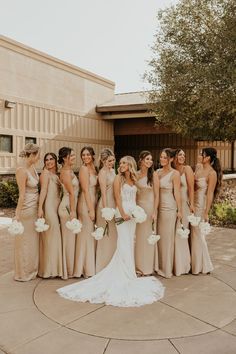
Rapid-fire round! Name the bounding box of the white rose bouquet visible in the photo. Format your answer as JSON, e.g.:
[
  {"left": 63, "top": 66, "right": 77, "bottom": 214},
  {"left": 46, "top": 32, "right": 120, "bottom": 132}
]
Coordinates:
[
  {"left": 65, "top": 206, "right": 82, "bottom": 234},
  {"left": 147, "top": 221, "right": 160, "bottom": 245},
  {"left": 177, "top": 224, "right": 190, "bottom": 239},
  {"left": 35, "top": 218, "right": 49, "bottom": 232},
  {"left": 187, "top": 213, "right": 201, "bottom": 227},
  {"left": 132, "top": 205, "right": 147, "bottom": 223},
  {"left": 66, "top": 218, "right": 83, "bottom": 234},
  {"left": 115, "top": 205, "right": 147, "bottom": 225},
  {"left": 100, "top": 207, "right": 116, "bottom": 237},
  {"left": 91, "top": 225, "right": 105, "bottom": 240},
  {"left": 8, "top": 220, "right": 24, "bottom": 236},
  {"left": 101, "top": 207, "right": 116, "bottom": 221},
  {"left": 199, "top": 221, "right": 211, "bottom": 236}
]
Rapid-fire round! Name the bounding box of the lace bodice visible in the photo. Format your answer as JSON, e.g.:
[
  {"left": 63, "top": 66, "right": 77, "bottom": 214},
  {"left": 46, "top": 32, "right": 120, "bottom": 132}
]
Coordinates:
[{"left": 121, "top": 184, "right": 137, "bottom": 205}]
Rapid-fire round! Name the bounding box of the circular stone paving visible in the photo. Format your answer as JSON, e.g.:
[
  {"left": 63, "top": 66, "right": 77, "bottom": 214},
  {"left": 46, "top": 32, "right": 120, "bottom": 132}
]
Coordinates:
[{"left": 34, "top": 274, "right": 236, "bottom": 340}]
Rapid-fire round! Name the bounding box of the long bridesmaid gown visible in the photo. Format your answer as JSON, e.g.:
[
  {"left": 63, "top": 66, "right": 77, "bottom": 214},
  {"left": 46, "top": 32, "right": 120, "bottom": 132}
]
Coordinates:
[
  {"left": 14, "top": 168, "right": 39, "bottom": 281},
  {"left": 95, "top": 170, "right": 117, "bottom": 273},
  {"left": 73, "top": 174, "right": 97, "bottom": 278},
  {"left": 58, "top": 173, "right": 79, "bottom": 279},
  {"left": 135, "top": 176, "right": 155, "bottom": 275},
  {"left": 174, "top": 173, "right": 191, "bottom": 276},
  {"left": 156, "top": 171, "right": 177, "bottom": 278},
  {"left": 38, "top": 172, "right": 63, "bottom": 278},
  {"left": 191, "top": 177, "right": 214, "bottom": 274}
]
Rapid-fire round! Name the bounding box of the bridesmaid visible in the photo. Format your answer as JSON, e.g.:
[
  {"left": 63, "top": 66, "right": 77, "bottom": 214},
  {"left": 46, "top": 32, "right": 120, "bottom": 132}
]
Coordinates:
[
  {"left": 156, "top": 148, "right": 182, "bottom": 278},
  {"left": 135, "top": 151, "right": 159, "bottom": 276},
  {"left": 173, "top": 149, "right": 194, "bottom": 276},
  {"left": 38, "top": 153, "right": 63, "bottom": 278},
  {"left": 14, "top": 143, "right": 40, "bottom": 281},
  {"left": 191, "top": 147, "right": 222, "bottom": 274},
  {"left": 96, "top": 148, "right": 117, "bottom": 273},
  {"left": 74, "top": 146, "right": 98, "bottom": 278},
  {"left": 58, "top": 147, "right": 79, "bottom": 279}
]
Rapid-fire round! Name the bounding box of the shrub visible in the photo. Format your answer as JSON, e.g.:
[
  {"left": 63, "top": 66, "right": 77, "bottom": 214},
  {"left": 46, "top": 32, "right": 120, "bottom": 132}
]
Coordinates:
[
  {"left": 210, "top": 202, "right": 236, "bottom": 228},
  {"left": 0, "top": 180, "right": 19, "bottom": 208}
]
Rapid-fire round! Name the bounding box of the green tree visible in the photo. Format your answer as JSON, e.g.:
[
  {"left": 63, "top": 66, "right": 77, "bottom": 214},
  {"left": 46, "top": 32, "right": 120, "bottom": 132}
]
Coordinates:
[{"left": 145, "top": 0, "right": 236, "bottom": 141}]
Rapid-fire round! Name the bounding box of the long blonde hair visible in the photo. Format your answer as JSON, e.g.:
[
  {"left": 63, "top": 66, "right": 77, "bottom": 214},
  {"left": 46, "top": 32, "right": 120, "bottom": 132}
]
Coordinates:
[
  {"left": 98, "top": 148, "right": 115, "bottom": 170},
  {"left": 118, "top": 156, "right": 137, "bottom": 186}
]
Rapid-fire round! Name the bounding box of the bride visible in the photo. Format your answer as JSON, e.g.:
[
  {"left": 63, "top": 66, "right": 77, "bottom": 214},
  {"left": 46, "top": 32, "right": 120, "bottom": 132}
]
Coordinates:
[{"left": 57, "top": 156, "right": 165, "bottom": 307}]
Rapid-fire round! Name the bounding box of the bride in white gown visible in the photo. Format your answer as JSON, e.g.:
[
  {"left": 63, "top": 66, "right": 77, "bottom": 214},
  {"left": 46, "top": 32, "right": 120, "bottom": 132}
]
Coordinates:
[{"left": 57, "top": 156, "right": 165, "bottom": 307}]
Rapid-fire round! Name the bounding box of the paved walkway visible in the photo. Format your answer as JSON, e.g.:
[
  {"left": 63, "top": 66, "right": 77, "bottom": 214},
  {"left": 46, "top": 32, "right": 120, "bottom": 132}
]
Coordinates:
[{"left": 0, "top": 227, "right": 235, "bottom": 354}]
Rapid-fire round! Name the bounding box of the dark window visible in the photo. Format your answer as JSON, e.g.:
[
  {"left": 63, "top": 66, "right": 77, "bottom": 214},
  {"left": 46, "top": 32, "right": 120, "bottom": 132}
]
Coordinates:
[
  {"left": 25, "top": 137, "right": 37, "bottom": 144},
  {"left": 0, "top": 134, "right": 13, "bottom": 153}
]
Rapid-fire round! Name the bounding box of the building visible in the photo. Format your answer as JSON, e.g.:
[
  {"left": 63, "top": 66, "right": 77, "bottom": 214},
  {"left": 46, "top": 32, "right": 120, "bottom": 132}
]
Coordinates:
[
  {"left": 97, "top": 92, "right": 235, "bottom": 171},
  {"left": 0, "top": 35, "right": 235, "bottom": 175},
  {"left": 0, "top": 35, "right": 114, "bottom": 174}
]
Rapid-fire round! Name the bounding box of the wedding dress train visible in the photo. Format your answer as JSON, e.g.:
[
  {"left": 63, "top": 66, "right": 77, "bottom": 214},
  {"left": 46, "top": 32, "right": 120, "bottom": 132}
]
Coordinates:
[{"left": 57, "top": 184, "right": 165, "bottom": 307}]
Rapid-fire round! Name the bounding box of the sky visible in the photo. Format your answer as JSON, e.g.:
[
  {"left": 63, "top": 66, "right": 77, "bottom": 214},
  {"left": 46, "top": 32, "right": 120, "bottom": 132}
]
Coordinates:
[{"left": 0, "top": 0, "right": 178, "bottom": 93}]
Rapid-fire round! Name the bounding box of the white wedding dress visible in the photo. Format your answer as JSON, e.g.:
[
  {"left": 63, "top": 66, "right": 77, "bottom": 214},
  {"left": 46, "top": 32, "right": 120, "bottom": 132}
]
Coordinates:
[{"left": 57, "top": 184, "right": 165, "bottom": 307}]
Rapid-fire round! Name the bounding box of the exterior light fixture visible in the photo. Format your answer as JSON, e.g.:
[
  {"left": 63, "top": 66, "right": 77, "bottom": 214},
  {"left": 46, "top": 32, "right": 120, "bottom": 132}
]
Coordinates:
[{"left": 5, "top": 100, "right": 16, "bottom": 109}]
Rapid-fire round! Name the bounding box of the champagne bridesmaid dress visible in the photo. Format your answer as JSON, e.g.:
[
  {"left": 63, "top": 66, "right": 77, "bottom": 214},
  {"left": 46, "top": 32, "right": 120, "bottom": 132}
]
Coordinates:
[
  {"left": 74, "top": 174, "right": 97, "bottom": 277},
  {"left": 96, "top": 170, "right": 117, "bottom": 273},
  {"left": 191, "top": 177, "right": 213, "bottom": 274},
  {"left": 38, "top": 172, "right": 63, "bottom": 278},
  {"left": 58, "top": 173, "right": 79, "bottom": 279},
  {"left": 156, "top": 171, "right": 177, "bottom": 278},
  {"left": 14, "top": 168, "right": 39, "bottom": 281},
  {"left": 135, "top": 176, "right": 155, "bottom": 275},
  {"left": 174, "top": 173, "right": 191, "bottom": 276}
]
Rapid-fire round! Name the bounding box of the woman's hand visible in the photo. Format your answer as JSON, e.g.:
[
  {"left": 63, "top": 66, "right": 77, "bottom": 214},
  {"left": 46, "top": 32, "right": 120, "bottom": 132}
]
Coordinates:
[
  {"left": 38, "top": 208, "right": 44, "bottom": 219},
  {"left": 190, "top": 203, "right": 195, "bottom": 214},
  {"left": 88, "top": 209, "right": 95, "bottom": 221},
  {"left": 14, "top": 214, "right": 20, "bottom": 222},
  {"left": 152, "top": 211, "right": 157, "bottom": 222},
  {"left": 121, "top": 213, "right": 131, "bottom": 221},
  {"left": 203, "top": 211, "right": 209, "bottom": 222},
  {"left": 177, "top": 210, "right": 182, "bottom": 221},
  {"left": 70, "top": 211, "right": 76, "bottom": 220}
]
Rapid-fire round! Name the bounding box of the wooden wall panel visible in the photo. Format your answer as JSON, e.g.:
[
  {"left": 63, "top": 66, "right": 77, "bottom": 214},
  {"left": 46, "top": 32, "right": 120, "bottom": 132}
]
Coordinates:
[{"left": 0, "top": 100, "right": 114, "bottom": 174}]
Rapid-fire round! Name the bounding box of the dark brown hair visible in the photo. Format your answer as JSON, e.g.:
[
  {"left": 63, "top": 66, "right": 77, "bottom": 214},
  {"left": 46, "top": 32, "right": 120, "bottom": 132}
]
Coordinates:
[
  {"left": 138, "top": 150, "right": 154, "bottom": 186},
  {"left": 58, "top": 147, "right": 73, "bottom": 165},
  {"left": 80, "top": 146, "right": 95, "bottom": 162},
  {"left": 202, "top": 147, "right": 222, "bottom": 198},
  {"left": 43, "top": 152, "right": 58, "bottom": 172}
]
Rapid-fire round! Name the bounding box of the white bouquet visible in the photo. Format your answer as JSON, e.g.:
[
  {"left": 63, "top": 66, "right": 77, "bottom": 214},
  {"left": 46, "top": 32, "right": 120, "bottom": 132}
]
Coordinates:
[
  {"left": 131, "top": 206, "right": 147, "bottom": 224},
  {"left": 147, "top": 221, "right": 160, "bottom": 245},
  {"left": 199, "top": 221, "right": 211, "bottom": 236},
  {"left": 35, "top": 218, "right": 49, "bottom": 232},
  {"left": 188, "top": 213, "right": 201, "bottom": 226},
  {"left": 147, "top": 233, "right": 160, "bottom": 245},
  {"left": 91, "top": 225, "right": 105, "bottom": 240},
  {"left": 66, "top": 218, "right": 82, "bottom": 234},
  {"left": 8, "top": 220, "right": 24, "bottom": 236},
  {"left": 177, "top": 224, "right": 190, "bottom": 239},
  {"left": 101, "top": 207, "right": 116, "bottom": 221}
]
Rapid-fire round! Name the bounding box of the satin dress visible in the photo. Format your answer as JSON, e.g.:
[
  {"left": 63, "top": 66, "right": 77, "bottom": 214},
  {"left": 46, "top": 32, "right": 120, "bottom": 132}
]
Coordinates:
[
  {"left": 191, "top": 177, "right": 213, "bottom": 274},
  {"left": 156, "top": 171, "right": 177, "bottom": 278},
  {"left": 38, "top": 172, "right": 63, "bottom": 278},
  {"left": 135, "top": 176, "right": 156, "bottom": 275},
  {"left": 174, "top": 173, "right": 191, "bottom": 276},
  {"left": 14, "top": 167, "right": 39, "bottom": 281},
  {"left": 58, "top": 173, "right": 79, "bottom": 279},
  {"left": 74, "top": 174, "right": 97, "bottom": 277},
  {"left": 95, "top": 170, "right": 117, "bottom": 273}
]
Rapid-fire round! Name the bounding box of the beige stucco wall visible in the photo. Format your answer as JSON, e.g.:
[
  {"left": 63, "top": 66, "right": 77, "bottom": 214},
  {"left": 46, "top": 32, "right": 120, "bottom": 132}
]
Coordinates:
[{"left": 0, "top": 35, "right": 115, "bottom": 173}]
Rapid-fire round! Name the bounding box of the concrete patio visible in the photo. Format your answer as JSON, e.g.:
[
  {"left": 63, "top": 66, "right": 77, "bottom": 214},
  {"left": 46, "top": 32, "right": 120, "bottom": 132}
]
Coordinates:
[{"left": 0, "top": 227, "right": 235, "bottom": 354}]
